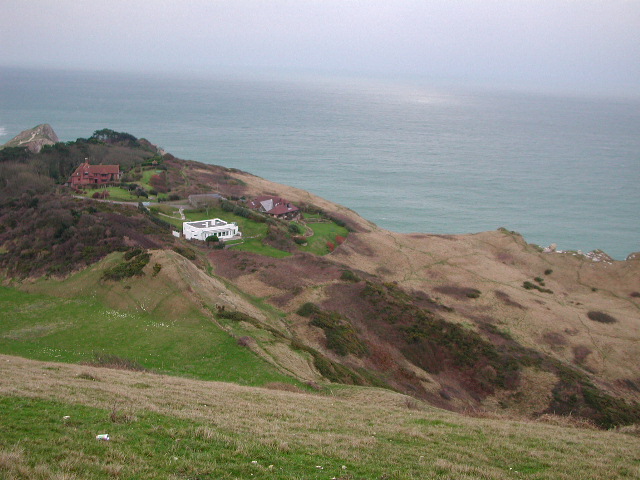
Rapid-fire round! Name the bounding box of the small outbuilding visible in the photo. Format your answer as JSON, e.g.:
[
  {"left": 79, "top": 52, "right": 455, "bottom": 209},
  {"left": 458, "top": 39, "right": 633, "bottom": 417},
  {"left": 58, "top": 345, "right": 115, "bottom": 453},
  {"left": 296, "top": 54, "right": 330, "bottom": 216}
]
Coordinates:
[{"left": 182, "top": 218, "right": 240, "bottom": 242}]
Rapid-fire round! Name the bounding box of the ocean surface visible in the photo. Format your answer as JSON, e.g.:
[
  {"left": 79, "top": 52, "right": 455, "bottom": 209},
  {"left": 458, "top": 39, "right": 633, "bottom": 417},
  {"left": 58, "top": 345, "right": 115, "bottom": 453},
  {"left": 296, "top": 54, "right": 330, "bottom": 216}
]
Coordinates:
[{"left": 1, "top": 67, "right": 638, "bottom": 259}]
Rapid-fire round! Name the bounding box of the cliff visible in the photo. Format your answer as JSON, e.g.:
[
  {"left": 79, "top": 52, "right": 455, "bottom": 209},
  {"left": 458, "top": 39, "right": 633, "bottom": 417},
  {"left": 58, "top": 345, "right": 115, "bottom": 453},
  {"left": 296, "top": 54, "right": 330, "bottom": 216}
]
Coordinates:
[{"left": 1, "top": 123, "right": 59, "bottom": 153}]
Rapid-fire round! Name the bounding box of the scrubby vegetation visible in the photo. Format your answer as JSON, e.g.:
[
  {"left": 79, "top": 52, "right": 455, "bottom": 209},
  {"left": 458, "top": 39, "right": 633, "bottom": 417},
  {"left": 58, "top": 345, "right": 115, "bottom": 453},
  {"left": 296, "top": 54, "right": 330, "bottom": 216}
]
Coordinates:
[
  {"left": 173, "top": 245, "right": 197, "bottom": 260},
  {"left": 297, "top": 303, "right": 368, "bottom": 357},
  {"left": 361, "top": 282, "right": 518, "bottom": 393},
  {"left": 334, "top": 280, "right": 640, "bottom": 428},
  {"left": 0, "top": 195, "right": 167, "bottom": 278},
  {"left": 87, "top": 353, "right": 148, "bottom": 371},
  {"left": 587, "top": 311, "right": 618, "bottom": 324},
  {"left": 523, "top": 280, "right": 553, "bottom": 294},
  {"left": 340, "top": 269, "right": 361, "bottom": 282},
  {"left": 101, "top": 251, "right": 150, "bottom": 281}
]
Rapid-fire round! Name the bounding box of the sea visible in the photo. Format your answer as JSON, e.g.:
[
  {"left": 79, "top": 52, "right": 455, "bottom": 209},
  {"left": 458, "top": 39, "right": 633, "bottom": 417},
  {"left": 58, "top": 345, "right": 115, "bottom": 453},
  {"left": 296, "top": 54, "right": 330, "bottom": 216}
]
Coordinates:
[{"left": 1, "top": 67, "right": 638, "bottom": 260}]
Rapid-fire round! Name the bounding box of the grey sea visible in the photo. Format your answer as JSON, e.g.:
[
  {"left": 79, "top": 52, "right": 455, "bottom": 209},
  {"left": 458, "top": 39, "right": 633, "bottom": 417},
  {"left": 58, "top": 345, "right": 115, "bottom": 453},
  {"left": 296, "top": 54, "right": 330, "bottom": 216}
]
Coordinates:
[{"left": 1, "top": 67, "right": 638, "bottom": 259}]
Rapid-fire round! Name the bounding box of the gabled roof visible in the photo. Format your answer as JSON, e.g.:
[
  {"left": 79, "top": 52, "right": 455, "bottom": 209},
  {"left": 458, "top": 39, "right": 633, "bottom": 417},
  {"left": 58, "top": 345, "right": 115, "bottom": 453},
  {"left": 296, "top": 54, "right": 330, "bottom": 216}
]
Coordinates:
[
  {"left": 72, "top": 162, "right": 120, "bottom": 176},
  {"left": 248, "top": 195, "right": 299, "bottom": 215}
]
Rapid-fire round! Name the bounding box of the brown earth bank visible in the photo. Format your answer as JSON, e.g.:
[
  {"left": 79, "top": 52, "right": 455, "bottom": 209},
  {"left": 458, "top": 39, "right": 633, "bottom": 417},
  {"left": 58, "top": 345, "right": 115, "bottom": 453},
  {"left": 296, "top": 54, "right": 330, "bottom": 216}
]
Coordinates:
[{"left": 1, "top": 133, "right": 639, "bottom": 428}]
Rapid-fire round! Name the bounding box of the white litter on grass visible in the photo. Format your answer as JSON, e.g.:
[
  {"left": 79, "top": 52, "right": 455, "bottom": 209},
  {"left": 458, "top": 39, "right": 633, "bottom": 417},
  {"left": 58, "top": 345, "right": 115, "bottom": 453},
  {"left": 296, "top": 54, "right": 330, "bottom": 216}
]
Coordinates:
[{"left": 96, "top": 434, "right": 110, "bottom": 441}]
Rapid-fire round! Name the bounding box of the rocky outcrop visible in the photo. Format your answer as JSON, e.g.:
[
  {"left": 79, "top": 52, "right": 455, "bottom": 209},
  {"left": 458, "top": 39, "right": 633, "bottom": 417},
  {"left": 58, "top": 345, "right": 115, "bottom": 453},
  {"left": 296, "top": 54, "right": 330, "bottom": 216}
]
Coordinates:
[{"left": 1, "top": 124, "right": 59, "bottom": 153}]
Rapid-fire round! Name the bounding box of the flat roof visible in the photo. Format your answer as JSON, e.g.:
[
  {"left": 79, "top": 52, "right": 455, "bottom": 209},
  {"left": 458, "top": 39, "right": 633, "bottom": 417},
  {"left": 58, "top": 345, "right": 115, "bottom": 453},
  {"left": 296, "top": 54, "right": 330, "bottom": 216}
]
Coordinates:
[{"left": 185, "top": 218, "right": 229, "bottom": 229}]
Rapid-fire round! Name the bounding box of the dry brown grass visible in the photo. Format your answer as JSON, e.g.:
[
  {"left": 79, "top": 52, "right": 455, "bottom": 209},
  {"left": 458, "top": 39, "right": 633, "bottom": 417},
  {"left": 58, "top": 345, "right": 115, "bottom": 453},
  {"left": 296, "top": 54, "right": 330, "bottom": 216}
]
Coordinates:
[{"left": 210, "top": 168, "right": 640, "bottom": 407}]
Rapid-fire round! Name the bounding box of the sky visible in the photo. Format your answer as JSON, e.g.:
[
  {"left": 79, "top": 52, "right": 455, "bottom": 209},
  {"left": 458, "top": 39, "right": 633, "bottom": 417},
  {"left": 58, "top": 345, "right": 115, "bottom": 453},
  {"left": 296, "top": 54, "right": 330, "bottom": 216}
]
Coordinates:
[{"left": 1, "top": 0, "right": 639, "bottom": 95}]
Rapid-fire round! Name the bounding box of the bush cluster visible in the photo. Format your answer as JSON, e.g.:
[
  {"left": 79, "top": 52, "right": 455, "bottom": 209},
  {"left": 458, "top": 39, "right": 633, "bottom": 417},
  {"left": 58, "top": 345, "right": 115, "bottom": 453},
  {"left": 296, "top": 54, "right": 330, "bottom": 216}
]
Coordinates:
[
  {"left": 586, "top": 311, "right": 617, "bottom": 324},
  {"left": 101, "top": 251, "right": 150, "bottom": 281},
  {"left": 0, "top": 195, "right": 166, "bottom": 278},
  {"left": 297, "top": 302, "right": 368, "bottom": 357},
  {"left": 216, "top": 309, "right": 257, "bottom": 323},
  {"left": 173, "top": 246, "right": 196, "bottom": 260},
  {"left": 523, "top": 281, "right": 553, "bottom": 294},
  {"left": 340, "top": 269, "right": 361, "bottom": 283},
  {"left": 290, "top": 339, "right": 386, "bottom": 387},
  {"left": 361, "top": 281, "right": 517, "bottom": 392}
]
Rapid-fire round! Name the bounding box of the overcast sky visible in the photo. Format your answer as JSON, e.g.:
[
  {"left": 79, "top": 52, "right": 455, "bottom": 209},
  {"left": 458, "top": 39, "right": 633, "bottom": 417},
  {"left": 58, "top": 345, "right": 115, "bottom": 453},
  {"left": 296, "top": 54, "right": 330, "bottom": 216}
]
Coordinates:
[{"left": 1, "top": 0, "right": 639, "bottom": 95}]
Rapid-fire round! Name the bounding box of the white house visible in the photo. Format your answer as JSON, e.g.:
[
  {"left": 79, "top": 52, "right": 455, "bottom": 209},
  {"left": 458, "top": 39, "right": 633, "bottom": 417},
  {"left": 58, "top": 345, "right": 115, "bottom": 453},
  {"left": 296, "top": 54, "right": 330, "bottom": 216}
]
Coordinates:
[{"left": 182, "top": 218, "right": 240, "bottom": 242}]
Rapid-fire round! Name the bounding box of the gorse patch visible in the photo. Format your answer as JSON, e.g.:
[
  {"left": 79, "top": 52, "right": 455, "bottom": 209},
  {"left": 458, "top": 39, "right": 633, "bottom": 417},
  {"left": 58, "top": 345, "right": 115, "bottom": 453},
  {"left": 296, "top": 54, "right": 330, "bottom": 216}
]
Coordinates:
[
  {"left": 88, "top": 353, "right": 148, "bottom": 372},
  {"left": 0, "top": 195, "right": 165, "bottom": 277},
  {"left": 101, "top": 251, "right": 150, "bottom": 281},
  {"left": 587, "top": 311, "right": 618, "bottom": 324},
  {"left": 297, "top": 303, "right": 368, "bottom": 357}
]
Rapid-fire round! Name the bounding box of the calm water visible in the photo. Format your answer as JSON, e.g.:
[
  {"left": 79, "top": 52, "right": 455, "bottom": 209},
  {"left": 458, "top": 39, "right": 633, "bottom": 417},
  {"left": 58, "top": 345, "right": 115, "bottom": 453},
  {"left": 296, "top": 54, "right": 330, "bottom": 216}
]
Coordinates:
[{"left": 1, "top": 67, "right": 638, "bottom": 259}]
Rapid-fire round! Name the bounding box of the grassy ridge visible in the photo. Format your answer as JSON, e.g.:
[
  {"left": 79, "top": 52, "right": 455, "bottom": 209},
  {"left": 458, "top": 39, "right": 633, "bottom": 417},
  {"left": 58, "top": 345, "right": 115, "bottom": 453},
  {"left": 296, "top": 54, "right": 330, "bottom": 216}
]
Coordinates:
[
  {"left": 0, "top": 356, "right": 638, "bottom": 479},
  {"left": 0, "top": 286, "right": 292, "bottom": 386}
]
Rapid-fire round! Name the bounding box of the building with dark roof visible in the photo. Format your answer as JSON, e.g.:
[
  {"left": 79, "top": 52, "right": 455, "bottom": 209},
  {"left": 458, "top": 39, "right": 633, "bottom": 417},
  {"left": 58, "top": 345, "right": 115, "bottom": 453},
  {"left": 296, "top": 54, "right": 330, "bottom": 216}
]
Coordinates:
[{"left": 248, "top": 195, "right": 300, "bottom": 219}]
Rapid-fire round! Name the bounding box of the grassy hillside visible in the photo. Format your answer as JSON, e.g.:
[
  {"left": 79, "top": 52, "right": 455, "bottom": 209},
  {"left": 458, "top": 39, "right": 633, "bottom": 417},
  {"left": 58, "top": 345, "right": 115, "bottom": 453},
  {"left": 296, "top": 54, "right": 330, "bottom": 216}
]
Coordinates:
[
  {"left": 2, "top": 128, "right": 640, "bottom": 444},
  {"left": 0, "top": 249, "right": 302, "bottom": 387},
  {"left": 0, "top": 286, "right": 289, "bottom": 385},
  {"left": 1, "top": 355, "right": 639, "bottom": 480}
]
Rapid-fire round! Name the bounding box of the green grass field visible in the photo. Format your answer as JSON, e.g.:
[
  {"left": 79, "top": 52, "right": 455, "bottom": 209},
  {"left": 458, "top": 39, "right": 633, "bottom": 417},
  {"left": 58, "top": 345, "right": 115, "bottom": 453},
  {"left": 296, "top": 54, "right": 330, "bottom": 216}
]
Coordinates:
[
  {"left": 0, "top": 286, "right": 292, "bottom": 386},
  {"left": 138, "top": 167, "right": 164, "bottom": 190},
  {"left": 299, "top": 221, "right": 349, "bottom": 255},
  {"left": 76, "top": 186, "right": 143, "bottom": 202}
]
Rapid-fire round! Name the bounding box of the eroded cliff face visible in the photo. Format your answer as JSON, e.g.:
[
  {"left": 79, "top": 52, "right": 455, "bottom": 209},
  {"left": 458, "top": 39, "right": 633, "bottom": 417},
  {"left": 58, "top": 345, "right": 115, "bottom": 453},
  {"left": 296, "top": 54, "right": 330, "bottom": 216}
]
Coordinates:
[{"left": 2, "top": 124, "right": 59, "bottom": 153}]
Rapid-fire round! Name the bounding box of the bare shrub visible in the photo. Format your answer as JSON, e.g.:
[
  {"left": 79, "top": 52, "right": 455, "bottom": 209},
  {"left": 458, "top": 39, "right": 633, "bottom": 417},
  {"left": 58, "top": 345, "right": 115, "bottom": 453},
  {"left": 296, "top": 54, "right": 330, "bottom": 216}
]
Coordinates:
[
  {"left": 404, "top": 397, "right": 420, "bottom": 410},
  {"left": 109, "top": 403, "right": 136, "bottom": 424},
  {"left": 573, "top": 345, "right": 592, "bottom": 364},
  {"left": 434, "top": 285, "right": 482, "bottom": 300},
  {"left": 76, "top": 372, "right": 100, "bottom": 381},
  {"left": 494, "top": 290, "right": 526, "bottom": 309},
  {"left": 542, "top": 331, "right": 567, "bottom": 347},
  {"left": 87, "top": 353, "right": 147, "bottom": 371},
  {"left": 237, "top": 336, "right": 254, "bottom": 347},
  {"left": 587, "top": 311, "right": 617, "bottom": 324}
]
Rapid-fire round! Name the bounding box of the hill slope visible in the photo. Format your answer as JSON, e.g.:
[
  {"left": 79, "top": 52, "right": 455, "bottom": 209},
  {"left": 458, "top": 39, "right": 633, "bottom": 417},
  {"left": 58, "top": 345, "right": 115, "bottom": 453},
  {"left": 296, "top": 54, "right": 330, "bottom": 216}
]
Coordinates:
[{"left": 1, "top": 128, "right": 639, "bottom": 430}]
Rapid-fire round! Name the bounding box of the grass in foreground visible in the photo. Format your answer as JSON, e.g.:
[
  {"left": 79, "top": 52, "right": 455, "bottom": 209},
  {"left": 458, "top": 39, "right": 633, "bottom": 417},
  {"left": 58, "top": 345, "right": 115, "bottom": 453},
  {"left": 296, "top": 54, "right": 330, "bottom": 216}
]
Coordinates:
[{"left": 0, "top": 355, "right": 638, "bottom": 480}]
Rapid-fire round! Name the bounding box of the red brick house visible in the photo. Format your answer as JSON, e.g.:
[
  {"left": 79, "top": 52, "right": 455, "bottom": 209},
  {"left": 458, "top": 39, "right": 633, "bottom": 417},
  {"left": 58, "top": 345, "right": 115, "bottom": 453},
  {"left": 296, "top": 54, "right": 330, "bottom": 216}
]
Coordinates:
[
  {"left": 248, "top": 195, "right": 300, "bottom": 219},
  {"left": 68, "top": 161, "right": 122, "bottom": 186}
]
